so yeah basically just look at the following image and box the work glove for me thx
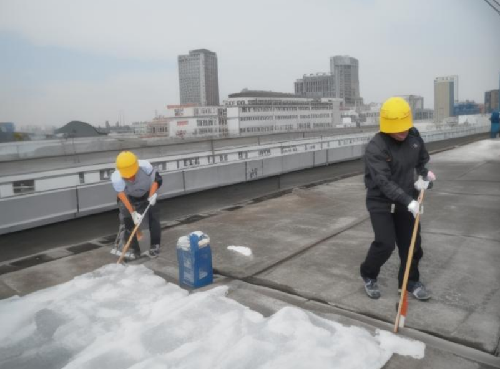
[414,170,436,191]
[131,211,142,225]
[414,177,430,191]
[407,200,420,218]
[426,170,436,181]
[424,170,436,189]
[148,193,158,206]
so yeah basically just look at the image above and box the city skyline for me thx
[0,0,499,127]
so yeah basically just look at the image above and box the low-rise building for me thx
[224,90,342,136]
[148,116,170,136]
[454,101,481,116]
[414,108,434,121]
[131,121,149,135]
[166,105,227,138]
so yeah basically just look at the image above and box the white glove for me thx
[426,170,436,181]
[414,177,430,191]
[407,200,420,218]
[148,193,158,206]
[131,211,142,225]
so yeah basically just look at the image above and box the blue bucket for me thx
[176,231,213,289]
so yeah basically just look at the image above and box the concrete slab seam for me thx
[248,216,370,278]
[0,241,103,276]
[422,230,500,244]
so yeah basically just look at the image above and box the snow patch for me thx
[227,246,253,256]
[0,265,425,368]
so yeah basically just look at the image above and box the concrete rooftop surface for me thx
[1,138,499,368]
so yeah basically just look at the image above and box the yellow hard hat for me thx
[379,97,413,133]
[116,151,139,178]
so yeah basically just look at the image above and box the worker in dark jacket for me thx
[360,97,436,300]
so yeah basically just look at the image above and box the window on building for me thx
[99,169,114,180]
[153,162,166,171]
[79,172,85,184]
[13,180,35,194]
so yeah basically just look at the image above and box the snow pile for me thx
[0,265,424,369]
[433,139,500,162]
[227,246,253,256]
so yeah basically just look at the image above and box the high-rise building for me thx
[484,89,499,113]
[434,76,457,123]
[330,56,361,106]
[178,49,220,106]
[294,73,335,99]
[398,95,424,119]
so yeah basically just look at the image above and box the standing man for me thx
[112,151,162,259]
[490,111,499,139]
[360,97,436,300]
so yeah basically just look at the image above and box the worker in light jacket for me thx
[360,97,436,300]
[111,151,162,260]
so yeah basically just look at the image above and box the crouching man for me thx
[111,151,162,260]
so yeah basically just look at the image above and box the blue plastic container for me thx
[176,231,213,288]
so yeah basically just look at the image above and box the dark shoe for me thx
[362,277,381,299]
[407,281,431,300]
[148,244,160,258]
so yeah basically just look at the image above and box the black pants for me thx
[118,195,161,254]
[360,209,423,288]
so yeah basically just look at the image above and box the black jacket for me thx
[364,128,429,212]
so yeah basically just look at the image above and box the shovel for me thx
[394,188,425,333]
[117,203,151,264]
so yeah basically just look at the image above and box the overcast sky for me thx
[0,0,499,127]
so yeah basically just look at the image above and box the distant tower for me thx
[294,73,335,99]
[330,56,361,106]
[434,76,457,122]
[178,49,220,106]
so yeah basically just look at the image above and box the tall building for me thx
[398,95,424,119]
[330,56,361,106]
[434,76,456,123]
[484,89,499,113]
[178,49,220,106]
[294,73,335,99]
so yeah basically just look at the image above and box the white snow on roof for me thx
[0,265,424,368]
[432,139,500,162]
[227,246,253,256]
